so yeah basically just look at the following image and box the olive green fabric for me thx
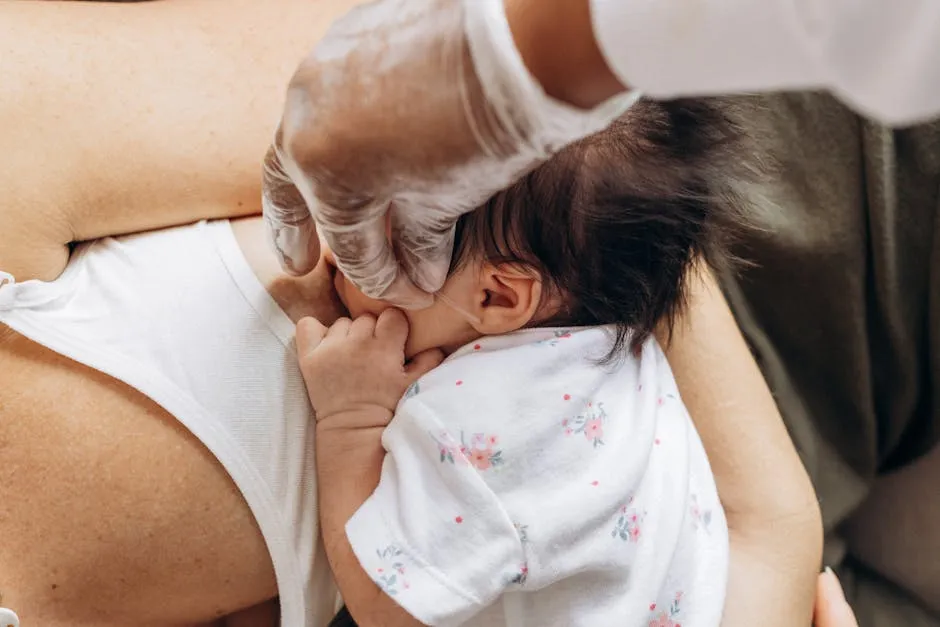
[723,92,940,626]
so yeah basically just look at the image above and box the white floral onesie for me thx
[345,326,728,627]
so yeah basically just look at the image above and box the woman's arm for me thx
[658,268,823,626]
[0,0,360,281]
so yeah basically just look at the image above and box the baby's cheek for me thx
[341,279,389,319]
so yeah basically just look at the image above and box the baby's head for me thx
[332,98,752,359]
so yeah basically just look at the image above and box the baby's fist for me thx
[296,309,443,425]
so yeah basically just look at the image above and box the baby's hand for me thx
[296,309,444,428]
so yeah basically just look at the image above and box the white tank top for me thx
[0,220,337,626]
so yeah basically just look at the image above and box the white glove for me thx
[262,0,637,307]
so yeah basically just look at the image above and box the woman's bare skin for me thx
[0,1,821,626]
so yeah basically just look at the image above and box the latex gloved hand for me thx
[262,0,637,308]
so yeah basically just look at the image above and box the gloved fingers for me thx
[391,209,456,295]
[322,206,434,310]
[264,211,321,277]
[377,268,437,310]
[262,143,321,276]
[373,270,436,310]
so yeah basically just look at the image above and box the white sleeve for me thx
[344,397,525,627]
[591,0,940,125]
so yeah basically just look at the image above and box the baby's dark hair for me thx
[449,97,758,359]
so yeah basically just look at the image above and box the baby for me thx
[300,99,750,627]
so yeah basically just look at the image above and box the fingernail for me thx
[823,566,847,603]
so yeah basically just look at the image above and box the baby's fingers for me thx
[296,317,328,355]
[374,308,409,344]
[405,348,446,384]
[326,317,352,339]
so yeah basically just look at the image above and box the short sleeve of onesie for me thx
[345,394,526,626]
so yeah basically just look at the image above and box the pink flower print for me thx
[440,445,458,464]
[647,589,684,626]
[433,430,504,470]
[471,433,499,449]
[613,498,646,543]
[514,564,529,585]
[689,494,713,533]
[562,400,608,447]
[584,418,604,443]
[468,448,492,470]
[374,545,409,596]
[649,612,676,627]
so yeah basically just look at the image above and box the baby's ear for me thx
[470,264,542,335]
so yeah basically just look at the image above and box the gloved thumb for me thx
[262,144,321,276]
[392,210,457,296]
[322,209,436,310]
